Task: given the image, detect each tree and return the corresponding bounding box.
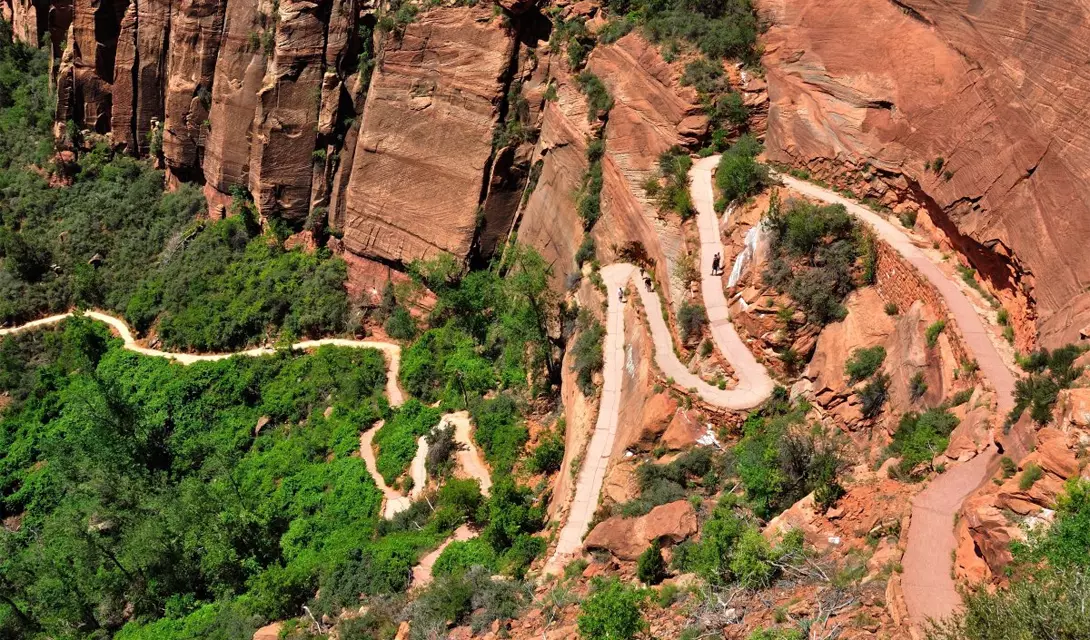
[637,540,668,585]
[577,578,647,640]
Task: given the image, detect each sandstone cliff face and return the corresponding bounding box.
[342,7,516,264]
[760,0,1090,348]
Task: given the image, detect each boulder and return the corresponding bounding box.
[253,623,282,640]
[661,409,705,450]
[584,500,697,561]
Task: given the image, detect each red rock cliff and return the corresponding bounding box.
[760,0,1090,348]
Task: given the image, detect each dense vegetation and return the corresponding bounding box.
[0,318,399,637]
[762,196,875,326]
[1010,344,1086,426]
[931,479,1090,640]
[886,407,959,479]
[714,135,768,207]
[0,32,349,351]
[604,0,760,65]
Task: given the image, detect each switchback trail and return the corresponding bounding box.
[544,155,775,575]
[779,173,1018,626]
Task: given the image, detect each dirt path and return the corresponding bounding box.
[0,310,406,405]
[778,173,1018,626]
[442,411,493,497]
[411,524,477,588]
[360,423,413,519]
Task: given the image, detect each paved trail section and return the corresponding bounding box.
[544,156,776,575]
[779,174,1018,626]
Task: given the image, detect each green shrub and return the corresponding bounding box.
[655,148,695,219]
[887,407,959,478]
[715,134,767,204]
[844,346,886,383]
[678,301,708,343]
[637,540,668,585]
[899,210,918,228]
[375,399,443,483]
[576,72,613,121]
[858,372,890,418]
[570,310,606,396]
[884,302,899,316]
[925,320,946,347]
[747,628,805,640]
[997,308,1010,326]
[529,428,565,474]
[577,578,647,640]
[470,394,529,474]
[433,537,499,577]
[910,371,928,401]
[385,306,417,340]
[1000,456,1017,478]
[1003,325,1015,343]
[575,234,596,266]
[1019,463,1044,491]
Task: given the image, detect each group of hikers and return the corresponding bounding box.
[616,256,724,303]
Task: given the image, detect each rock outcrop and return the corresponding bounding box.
[583,500,697,561]
[761,0,1090,348]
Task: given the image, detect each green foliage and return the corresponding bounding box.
[925,320,946,348]
[734,399,847,518]
[0,321,400,637]
[374,399,442,483]
[528,427,565,475]
[654,148,695,218]
[637,540,668,585]
[126,216,349,350]
[748,628,805,640]
[884,302,899,316]
[1018,463,1044,491]
[570,309,605,397]
[714,134,767,204]
[470,394,529,475]
[575,233,596,266]
[619,448,717,517]
[678,301,707,343]
[999,456,1017,478]
[408,566,529,639]
[910,371,928,401]
[887,408,960,478]
[576,72,613,122]
[577,140,605,229]
[1009,345,1086,426]
[611,0,760,64]
[899,209,918,228]
[762,198,862,325]
[433,538,499,577]
[844,346,886,383]
[481,477,544,553]
[577,578,647,640]
[384,307,417,340]
[857,372,890,419]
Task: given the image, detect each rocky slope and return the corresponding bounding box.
[759,0,1090,349]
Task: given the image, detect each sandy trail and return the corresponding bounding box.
[442,410,493,497]
[778,173,1018,626]
[411,524,477,588]
[360,423,413,519]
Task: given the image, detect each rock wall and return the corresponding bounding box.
[760,0,1090,348]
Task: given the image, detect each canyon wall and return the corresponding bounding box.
[760,0,1090,349]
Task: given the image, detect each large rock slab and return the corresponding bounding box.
[584,500,697,561]
[341,7,515,264]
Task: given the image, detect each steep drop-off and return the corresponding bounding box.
[760,0,1090,349]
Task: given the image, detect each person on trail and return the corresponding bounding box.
[617,287,625,303]
[711,253,721,276]
[644,274,653,291]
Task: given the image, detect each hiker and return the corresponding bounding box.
[711,253,721,276]
[644,274,653,291]
[617,286,625,303]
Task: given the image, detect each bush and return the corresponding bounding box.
[577,142,605,230]
[575,234,596,266]
[910,371,928,401]
[888,408,959,478]
[748,629,805,640]
[655,148,695,219]
[529,428,565,474]
[1000,456,1017,478]
[997,308,1010,326]
[570,310,606,396]
[433,538,499,577]
[899,210,918,228]
[678,301,708,343]
[576,72,613,122]
[385,306,417,340]
[884,302,899,316]
[470,394,529,474]
[1018,463,1044,491]
[715,135,767,204]
[637,540,668,585]
[858,372,890,419]
[925,320,946,347]
[844,346,886,383]
[375,399,443,483]
[578,578,647,640]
